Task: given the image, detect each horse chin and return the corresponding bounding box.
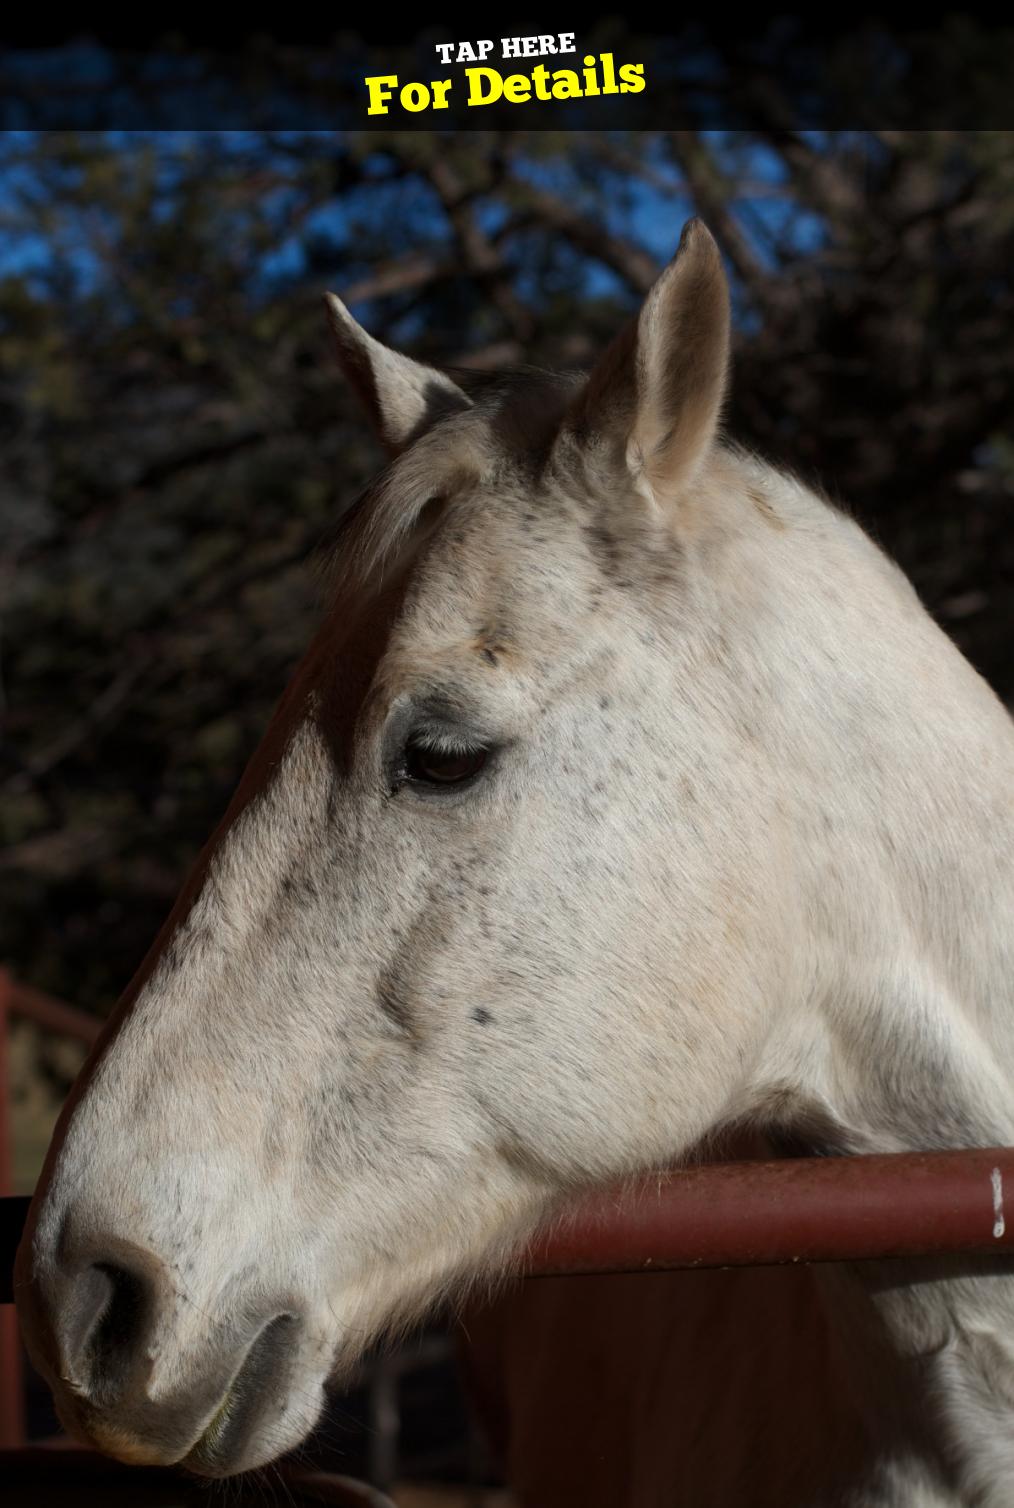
[180,1362,328,1479]
[179,1317,328,1478]
[181,1405,324,1480]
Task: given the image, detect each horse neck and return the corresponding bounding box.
[714,459,1014,1153]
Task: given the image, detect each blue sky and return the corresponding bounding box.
[0,130,844,335]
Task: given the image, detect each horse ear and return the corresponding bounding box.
[324,293,471,454]
[566,219,730,507]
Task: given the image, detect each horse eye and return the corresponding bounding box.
[404,738,488,787]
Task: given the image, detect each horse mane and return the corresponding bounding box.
[314,364,581,604]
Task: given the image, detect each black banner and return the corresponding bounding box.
[1,16,1013,129]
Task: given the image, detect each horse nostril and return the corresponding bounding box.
[89,1263,150,1374]
[65,1261,153,1399]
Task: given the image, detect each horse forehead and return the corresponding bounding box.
[402,488,583,638]
[328,466,594,712]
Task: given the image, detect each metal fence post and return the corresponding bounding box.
[0,969,26,1447]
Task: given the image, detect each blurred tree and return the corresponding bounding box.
[0,124,1011,1016]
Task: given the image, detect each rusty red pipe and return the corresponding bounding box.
[523,1148,1014,1275]
[0,969,101,1046]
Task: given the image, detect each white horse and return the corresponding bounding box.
[14,220,1014,1505]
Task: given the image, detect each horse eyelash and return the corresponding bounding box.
[407,727,488,757]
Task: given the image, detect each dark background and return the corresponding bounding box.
[0,22,1012,1496]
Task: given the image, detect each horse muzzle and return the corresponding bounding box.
[15,1201,326,1476]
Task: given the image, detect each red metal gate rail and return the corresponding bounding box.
[524,1146,1014,1273]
